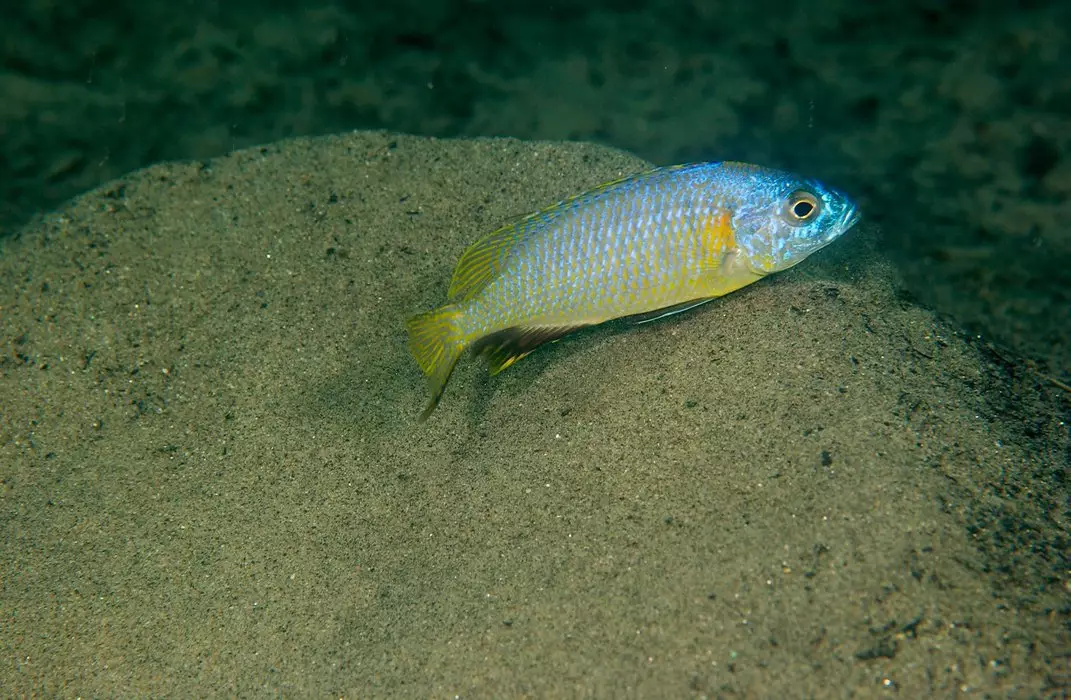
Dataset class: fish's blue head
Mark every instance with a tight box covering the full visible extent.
[730,169,860,274]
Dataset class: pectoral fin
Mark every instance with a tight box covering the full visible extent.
[631,297,716,325]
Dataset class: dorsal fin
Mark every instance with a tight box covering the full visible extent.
[471,324,589,374]
[447,165,685,302]
[447,221,529,301]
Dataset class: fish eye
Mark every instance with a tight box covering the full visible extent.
[784,190,821,224]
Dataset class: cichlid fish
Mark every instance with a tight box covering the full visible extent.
[407,162,860,419]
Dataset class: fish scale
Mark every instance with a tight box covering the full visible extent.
[406,161,860,419]
[484,165,706,326]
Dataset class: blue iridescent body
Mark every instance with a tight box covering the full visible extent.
[407,161,860,419]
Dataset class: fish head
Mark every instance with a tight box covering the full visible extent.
[731,171,860,274]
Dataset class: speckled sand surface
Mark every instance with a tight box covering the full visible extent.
[1,132,1068,697]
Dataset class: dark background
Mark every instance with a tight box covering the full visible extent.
[2,0,1068,377]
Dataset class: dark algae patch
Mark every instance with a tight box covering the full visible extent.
[0,133,1068,697]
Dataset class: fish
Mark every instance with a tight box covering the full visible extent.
[406,161,860,419]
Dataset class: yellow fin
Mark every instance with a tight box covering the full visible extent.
[406,304,467,420]
[700,209,735,271]
[472,324,589,375]
[447,223,527,302]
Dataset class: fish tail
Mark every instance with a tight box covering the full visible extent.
[406,304,467,421]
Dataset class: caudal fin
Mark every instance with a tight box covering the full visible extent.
[405,304,466,420]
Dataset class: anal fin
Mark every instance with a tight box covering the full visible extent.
[472,324,588,375]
